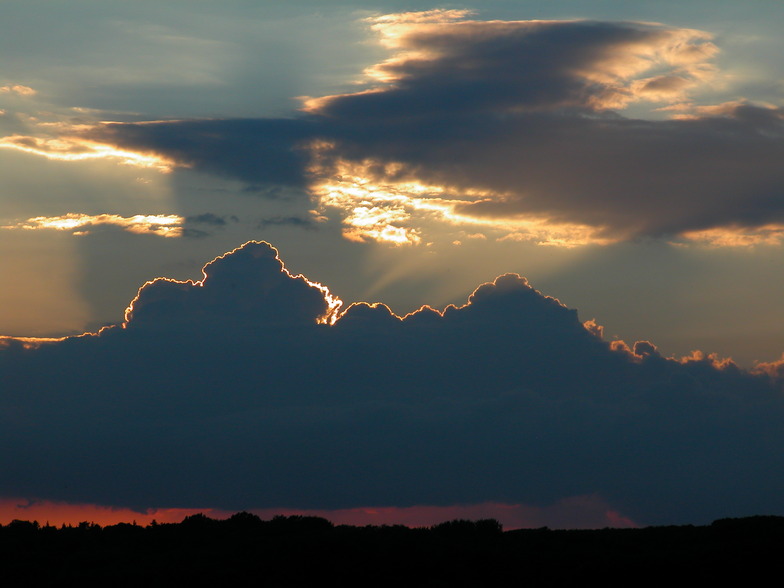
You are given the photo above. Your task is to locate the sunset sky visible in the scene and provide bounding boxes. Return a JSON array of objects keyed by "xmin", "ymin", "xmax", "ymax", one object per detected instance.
[{"xmin": 3, "ymin": 1, "xmax": 784, "ymax": 529}]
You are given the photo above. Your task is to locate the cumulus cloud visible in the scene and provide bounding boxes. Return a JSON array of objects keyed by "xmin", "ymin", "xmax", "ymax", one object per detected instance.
[
  {"xmin": 62, "ymin": 13, "xmax": 784, "ymax": 246},
  {"xmin": 124, "ymin": 241, "xmax": 342, "ymax": 329},
  {"xmin": 1, "ymin": 240, "xmax": 784, "ymax": 525}
]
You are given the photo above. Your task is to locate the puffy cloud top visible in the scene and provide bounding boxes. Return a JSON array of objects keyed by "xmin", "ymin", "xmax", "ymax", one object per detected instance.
[
  {"xmin": 125, "ymin": 241, "xmax": 341, "ymax": 330},
  {"xmin": 2, "ymin": 241, "xmax": 784, "ymax": 525}
]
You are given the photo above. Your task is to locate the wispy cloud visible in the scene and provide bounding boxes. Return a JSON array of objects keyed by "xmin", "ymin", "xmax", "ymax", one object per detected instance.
[
  {"xmin": 0, "ymin": 84, "xmax": 36, "ymax": 96},
  {"xmin": 0, "ymin": 133, "xmax": 176, "ymax": 171},
  {"xmin": 123, "ymin": 241, "xmax": 343, "ymax": 327},
  {"xmin": 674, "ymin": 224, "xmax": 784, "ymax": 247},
  {"xmin": 2, "ymin": 213, "xmax": 186, "ymax": 237}
]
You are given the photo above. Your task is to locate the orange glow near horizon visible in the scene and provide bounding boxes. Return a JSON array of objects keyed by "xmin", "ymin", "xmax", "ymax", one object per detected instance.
[
  {"xmin": 0, "ymin": 496, "xmax": 637, "ymax": 530},
  {"xmin": 0, "ymin": 498, "xmax": 233, "ymax": 527}
]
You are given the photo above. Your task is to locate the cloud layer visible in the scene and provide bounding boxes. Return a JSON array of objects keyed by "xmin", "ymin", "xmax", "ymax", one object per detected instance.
[
  {"xmin": 2, "ymin": 240, "xmax": 784, "ymax": 525},
  {"xmin": 71, "ymin": 14, "xmax": 784, "ymax": 245}
]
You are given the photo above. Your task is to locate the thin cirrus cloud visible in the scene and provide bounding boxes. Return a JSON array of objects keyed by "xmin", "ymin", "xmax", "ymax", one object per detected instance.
[
  {"xmin": 2, "ymin": 240, "xmax": 784, "ymax": 526},
  {"xmin": 0, "ymin": 213, "xmax": 235, "ymax": 238},
  {"xmin": 59, "ymin": 12, "xmax": 784, "ymax": 247},
  {"xmin": 1, "ymin": 213, "xmax": 185, "ymax": 238}
]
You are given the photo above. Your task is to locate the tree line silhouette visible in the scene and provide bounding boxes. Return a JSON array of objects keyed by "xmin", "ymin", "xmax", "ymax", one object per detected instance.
[{"xmin": 2, "ymin": 513, "xmax": 782, "ymax": 585}]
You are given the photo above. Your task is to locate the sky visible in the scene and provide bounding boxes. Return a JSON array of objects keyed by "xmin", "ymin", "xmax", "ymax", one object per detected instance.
[{"xmin": 2, "ymin": 1, "xmax": 784, "ymax": 529}]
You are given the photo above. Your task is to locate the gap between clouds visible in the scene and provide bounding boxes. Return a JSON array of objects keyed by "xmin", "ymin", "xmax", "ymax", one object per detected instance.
[{"xmin": 2, "ymin": 240, "xmax": 784, "ymax": 526}]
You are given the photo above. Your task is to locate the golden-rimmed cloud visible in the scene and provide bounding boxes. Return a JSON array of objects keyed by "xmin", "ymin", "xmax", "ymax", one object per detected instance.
[
  {"xmin": 2, "ymin": 240, "xmax": 784, "ymax": 525},
  {"xmin": 123, "ymin": 241, "xmax": 343, "ymax": 328}
]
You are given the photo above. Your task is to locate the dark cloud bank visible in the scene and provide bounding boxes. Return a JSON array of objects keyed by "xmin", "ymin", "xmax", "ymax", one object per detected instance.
[
  {"xmin": 2, "ymin": 241, "xmax": 784, "ymax": 525},
  {"xmin": 85, "ymin": 18, "xmax": 784, "ymax": 239}
]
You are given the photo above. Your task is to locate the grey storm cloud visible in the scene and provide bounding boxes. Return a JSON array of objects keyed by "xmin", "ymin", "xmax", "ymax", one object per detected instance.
[
  {"xmin": 81, "ymin": 17, "xmax": 784, "ymax": 240},
  {"xmin": 2, "ymin": 240, "xmax": 784, "ymax": 525}
]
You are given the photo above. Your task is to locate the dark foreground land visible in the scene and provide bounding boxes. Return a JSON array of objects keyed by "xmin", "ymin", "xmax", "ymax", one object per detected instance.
[{"xmin": 3, "ymin": 513, "xmax": 783, "ymax": 586}]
